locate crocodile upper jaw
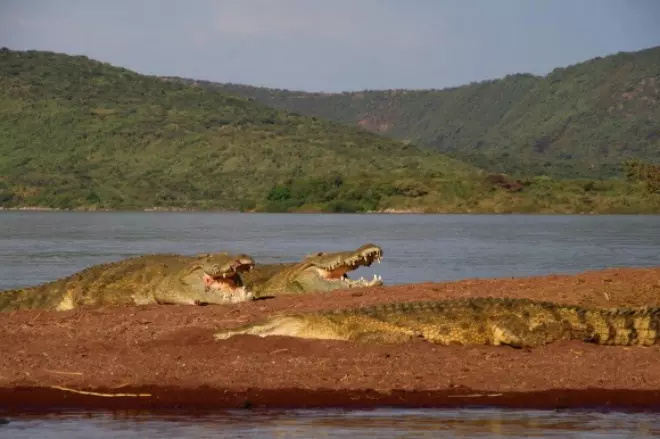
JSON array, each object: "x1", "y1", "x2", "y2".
[
  {"x1": 313, "y1": 267, "x2": 383, "y2": 289},
  {"x1": 314, "y1": 246, "x2": 384, "y2": 288}
]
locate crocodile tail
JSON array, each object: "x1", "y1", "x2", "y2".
[
  {"x1": 585, "y1": 306, "x2": 660, "y2": 346},
  {"x1": 0, "y1": 288, "x2": 36, "y2": 312},
  {"x1": 0, "y1": 284, "x2": 70, "y2": 312}
]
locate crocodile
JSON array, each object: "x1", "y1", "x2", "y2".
[
  {"x1": 242, "y1": 243, "x2": 384, "y2": 298},
  {"x1": 0, "y1": 252, "x2": 256, "y2": 312},
  {"x1": 214, "y1": 297, "x2": 660, "y2": 348}
]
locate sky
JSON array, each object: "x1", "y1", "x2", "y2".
[{"x1": 1, "y1": 0, "x2": 659, "y2": 92}]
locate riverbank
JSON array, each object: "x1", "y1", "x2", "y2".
[
  {"x1": 2, "y1": 206, "x2": 660, "y2": 215},
  {"x1": 2, "y1": 266, "x2": 660, "y2": 412}
]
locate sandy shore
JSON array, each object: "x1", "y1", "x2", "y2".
[{"x1": 2, "y1": 266, "x2": 660, "y2": 411}]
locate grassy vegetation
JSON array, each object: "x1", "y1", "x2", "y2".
[
  {"x1": 1, "y1": 47, "x2": 659, "y2": 213},
  {"x1": 179, "y1": 46, "x2": 660, "y2": 179}
]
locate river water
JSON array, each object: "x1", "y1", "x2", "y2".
[
  {"x1": 2, "y1": 408, "x2": 659, "y2": 438},
  {"x1": 1, "y1": 212, "x2": 659, "y2": 437},
  {"x1": 1, "y1": 212, "x2": 659, "y2": 290}
]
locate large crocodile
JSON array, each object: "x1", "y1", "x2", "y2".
[
  {"x1": 243, "y1": 243, "x2": 384, "y2": 298},
  {"x1": 214, "y1": 297, "x2": 660, "y2": 348},
  {"x1": 0, "y1": 252, "x2": 256, "y2": 312}
]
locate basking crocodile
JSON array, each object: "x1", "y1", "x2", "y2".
[
  {"x1": 0, "y1": 252, "x2": 256, "y2": 312},
  {"x1": 214, "y1": 297, "x2": 660, "y2": 348},
  {"x1": 243, "y1": 243, "x2": 384, "y2": 298}
]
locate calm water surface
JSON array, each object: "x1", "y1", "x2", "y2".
[
  {"x1": 1, "y1": 212, "x2": 659, "y2": 437},
  {"x1": 1, "y1": 212, "x2": 659, "y2": 290},
  {"x1": 2, "y1": 409, "x2": 660, "y2": 439}
]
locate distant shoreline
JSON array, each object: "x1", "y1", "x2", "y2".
[
  {"x1": 1, "y1": 206, "x2": 658, "y2": 215},
  {"x1": 0, "y1": 206, "x2": 203, "y2": 213},
  {"x1": 0, "y1": 206, "x2": 424, "y2": 214}
]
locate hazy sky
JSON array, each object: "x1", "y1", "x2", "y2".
[{"x1": 2, "y1": 0, "x2": 659, "y2": 92}]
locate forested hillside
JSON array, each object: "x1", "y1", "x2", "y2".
[
  {"x1": 2, "y1": 48, "x2": 659, "y2": 214},
  {"x1": 0, "y1": 48, "x2": 477, "y2": 212},
  {"x1": 177, "y1": 46, "x2": 660, "y2": 179}
]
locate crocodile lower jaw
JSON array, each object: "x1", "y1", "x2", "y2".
[
  {"x1": 203, "y1": 287, "x2": 255, "y2": 304},
  {"x1": 206, "y1": 275, "x2": 256, "y2": 303},
  {"x1": 222, "y1": 287, "x2": 255, "y2": 302},
  {"x1": 342, "y1": 274, "x2": 383, "y2": 288},
  {"x1": 225, "y1": 290, "x2": 255, "y2": 303}
]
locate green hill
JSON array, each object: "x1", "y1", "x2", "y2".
[
  {"x1": 175, "y1": 46, "x2": 660, "y2": 179},
  {"x1": 1, "y1": 48, "x2": 659, "y2": 214},
  {"x1": 0, "y1": 48, "x2": 480, "y2": 212}
]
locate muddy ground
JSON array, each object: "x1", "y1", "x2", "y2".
[{"x1": 2, "y1": 266, "x2": 660, "y2": 411}]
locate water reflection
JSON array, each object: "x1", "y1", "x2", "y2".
[{"x1": 2, "y1": 409, "x2": 658, "y2": 438}]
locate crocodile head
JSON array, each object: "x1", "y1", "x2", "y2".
[
  {"x1": 177, "y1": 253, "x2": 256, "y2": 304},
  {"x1": 292, "y1": 243, "x2": 384, "y2": 292}
]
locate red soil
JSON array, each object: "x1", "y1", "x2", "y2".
[{"x1": 2, "y1": 266, "x2": 660, "y2": 412}]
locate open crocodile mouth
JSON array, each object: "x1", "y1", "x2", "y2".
[
  {"x1": 317, "y1": 246, "x2": 384, "y2": 288},
  {"x1": 201, "y1": 256, "x2": 256, "y2": 297},
  {"x1": 201, "y1": 272, "x2": 255, "y2": 304},
  {"x1": 204, "y1": 273, "x2": 241, "y2": 290}
]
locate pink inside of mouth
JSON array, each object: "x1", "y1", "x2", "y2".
[
  {"x1": 203, "y1": 273, "x2": 237, "y2": 291},
  {"x1": 323, "y1": 266, "x2": 353, "y2": 279}
]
